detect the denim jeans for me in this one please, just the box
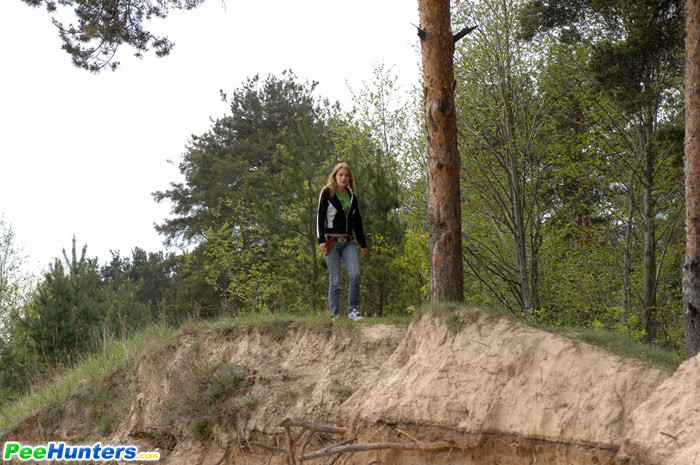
[325,239,360,317]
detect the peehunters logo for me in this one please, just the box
[3,441,160,461]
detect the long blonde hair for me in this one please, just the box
[324,163,356,197]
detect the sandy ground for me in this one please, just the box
[3,309,698,464]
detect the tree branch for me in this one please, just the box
[412,23,426,40]
[453,25,478,43]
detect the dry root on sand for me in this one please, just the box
[250,418,452,465]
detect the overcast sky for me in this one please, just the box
[0,1,421,272]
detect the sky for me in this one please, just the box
[0,0,421,273]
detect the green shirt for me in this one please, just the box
[337,192,351,212]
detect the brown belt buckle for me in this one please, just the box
[337,237,348,243]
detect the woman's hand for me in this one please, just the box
[361,247,368,255]
[319,242,327,253]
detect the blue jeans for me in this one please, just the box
[326,239,361,317]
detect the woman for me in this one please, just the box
[316,163,368,320]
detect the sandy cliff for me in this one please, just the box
[3,308,696,464]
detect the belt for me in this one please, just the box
[327,235,351,243]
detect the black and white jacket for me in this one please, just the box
[316,187,367,248]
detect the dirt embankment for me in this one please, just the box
[3,309,698,465]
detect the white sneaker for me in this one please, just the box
[331,314,339,321]
[348,309,363,321]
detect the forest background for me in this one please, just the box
[0,0,688,399]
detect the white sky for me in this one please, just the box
[0,0,421,272]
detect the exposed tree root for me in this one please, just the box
[273,417,453,464]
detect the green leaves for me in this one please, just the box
[153,72,317,246]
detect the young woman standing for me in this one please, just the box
[316,163,368,320]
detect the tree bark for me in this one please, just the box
[641,119,658,343]
[418,0,464,303]
[623,177,635,316]
[684,0,700,359]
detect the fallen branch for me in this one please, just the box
[283,425,297,465]
[324,453,343,465]
[296,428,316,463]
[273,417,452,464]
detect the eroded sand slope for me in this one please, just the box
[4,309,697,464]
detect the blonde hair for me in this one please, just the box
[324,163,356,197]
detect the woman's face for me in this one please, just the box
[335,168,350,189]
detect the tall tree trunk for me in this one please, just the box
[509,149,531,315]
[418,0,464,302]
[641,123,658,343]
[499,49,531,317]
[684,0,700,359]
[623,187,635,316]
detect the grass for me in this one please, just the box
[0,304,683,437]
[163,357,251,437]
[194,310,413,338]
[534,323,682,372]
[330,379,353,403]
[0,323,175,435]
[0,310,411,436]
[423,303,682,372]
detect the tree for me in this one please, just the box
[0,215,32,324]
[265,99,329,285]
[520,0,685,341]
[417,0,476,303]
[342,63,412,314]
[22,239,150,368]
[153,72,316,246]
[684,0,700,358]
[27,0,474,305]
[101,247,179,318]
[454,0,553,317]
[0,216,35,398]
[21,0,206,72]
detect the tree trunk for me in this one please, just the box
[641,123,658,343]
[498,39,531,317]
[418,0,464,303]
[622,176,635,316]
[509,148,531,315]
[684,0,700,359]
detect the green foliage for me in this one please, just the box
[70,371,132,437]
[445,313,466,336]
[153,71,317,246]
[0,322,174,435]
[520,0,684,112]
[257,96,331,311]
[450,0,685,352]
[454,0,553,316]
[0,215,36,398]
[154,69,424,317]
[202,201,279,314]
[21,239,151,370]
[101,248,179,320]
[22,0,206,72]
[329,63,421,315]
